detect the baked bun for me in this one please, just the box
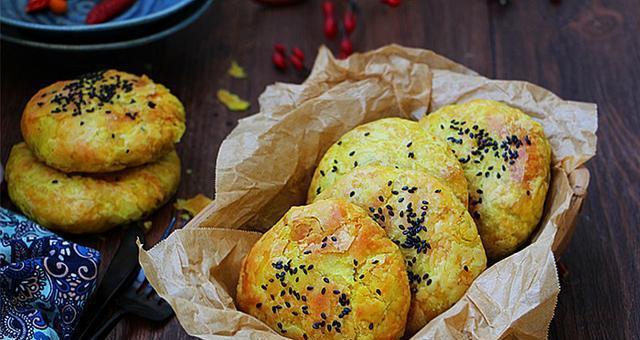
[420,99,551,259]
[307,118,468,207]
[237,199,410,339]
[316,166,486,333]
[21,70,185,173]
[5,142,180,234]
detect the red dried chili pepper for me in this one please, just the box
[340,36,353,56]
[324,16,338,39]
[272,51,287,70]
[290,55,304,71]
[26,0,49,13]
[274,43,286,54]
[322,1,334,16]
[292,47,304,62]
[381,0,401,7]
[343,9,356,34]
[86,0,136,25]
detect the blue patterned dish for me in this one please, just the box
[0,0,212,51]
[1,0,195,33]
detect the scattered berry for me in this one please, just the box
[292,47,305,61]
[344,9,356,34]
[272,51,287,70]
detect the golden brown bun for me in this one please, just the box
[5,142,180,234]
[420,99,551,259]
[307,118,468,207]
[316,166,486,333]
[237,199,411,340]
[21,70,185,173]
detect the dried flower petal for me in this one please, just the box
[217,89,250,111]
[143,220,153,232]
[228,60,247,79]
[174,194,213,216]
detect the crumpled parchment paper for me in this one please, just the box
[139,44,597,340]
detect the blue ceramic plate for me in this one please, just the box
[1,0,196,33]
[0,0,212,51]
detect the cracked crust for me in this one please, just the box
[5,142,180,234]
[307,118,468,207]
[316,166,487,333]
[21,70,186,173]
[237,199,410,339]
[420,99,551,259]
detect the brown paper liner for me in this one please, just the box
[139,44,597,339]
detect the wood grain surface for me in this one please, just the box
[1,1,638,339]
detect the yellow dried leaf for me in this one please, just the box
[228,60,247,79]
[143,220,153,232]
[174,194,213,216]
[217,89,250,111]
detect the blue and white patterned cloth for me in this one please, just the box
[0,208,101,340]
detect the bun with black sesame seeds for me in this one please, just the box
[4,142,180,234]
[307,118,468,207]
[237,198,411,339]
[21,70,186,173]
[315,166,486,333]
[420,99,552,259]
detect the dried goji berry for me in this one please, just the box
[86,0,136,25]
[344,9,356,34]
[274,43,286,54]
[292,47,304,61]
[290,55,304,71]
[272,51,287,70]
[26,0,49,13]
[324,16,338,39]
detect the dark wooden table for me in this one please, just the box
[1,1,638,339]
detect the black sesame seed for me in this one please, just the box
[376,289,382,295]
[426,279,432,285]
[464,265,469,271]
[369,323,374,330]
[51,180,59,184]
[324,277,330,283]
[477,189,483,194]
[331,236,337,242]
[406,141,413,147]
[148,101,156,108]
[333,290,340,295]
[307,286,314,291]
[256,303,262,308]
[364,132,370,136]
[321,287,326,294]
[349,151,355,156]
[304,250,312,255]
[435,189,441,193]
[350,191,355,197]
[378,196,384,202]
